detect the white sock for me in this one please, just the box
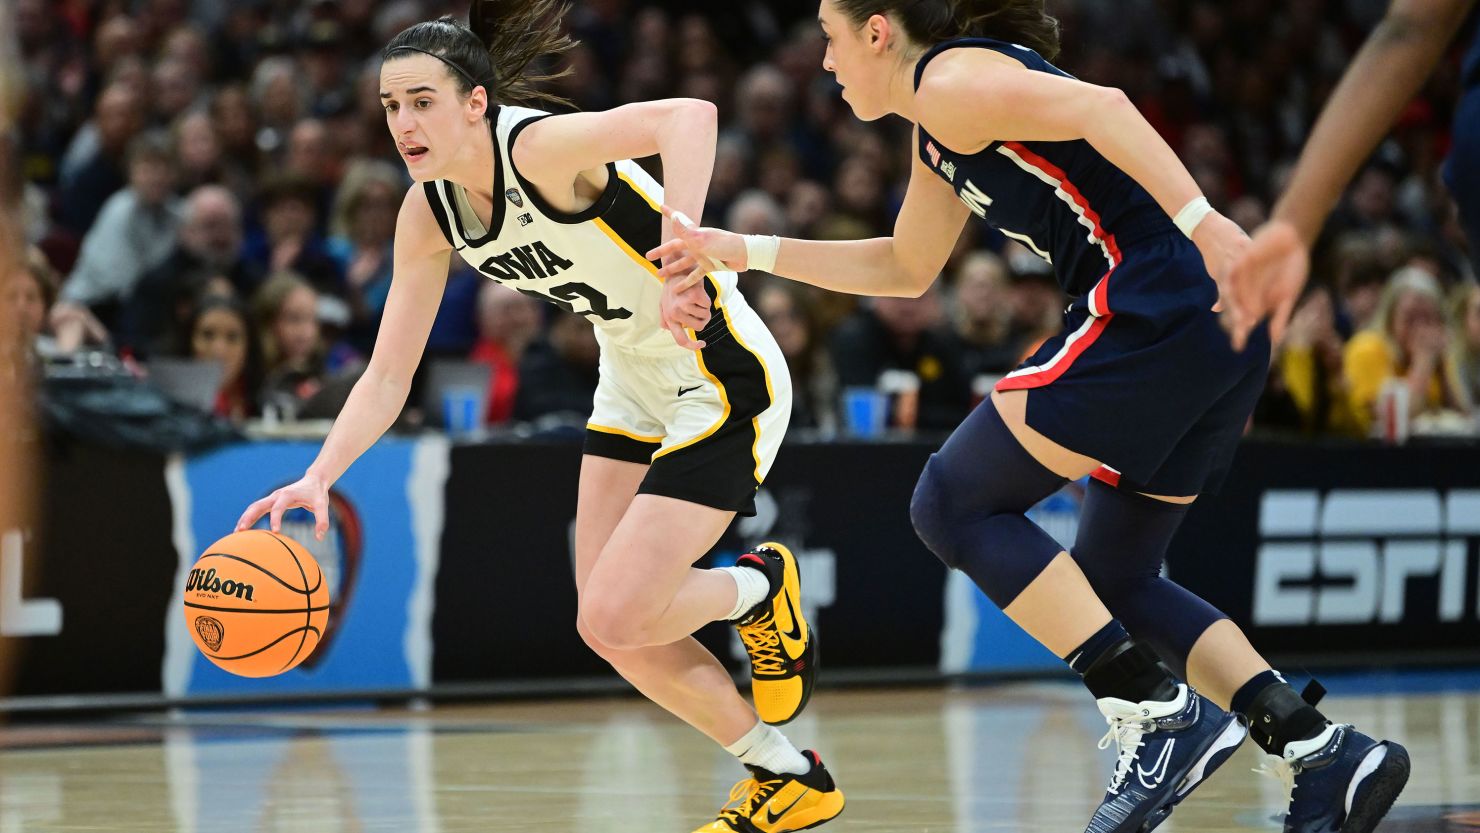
[724,719,810,775]
[719,565,772,621]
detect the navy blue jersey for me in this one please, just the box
[913,38,1178,303]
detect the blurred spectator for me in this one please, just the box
[1447,283,1480,415]
[1338,165,1400,232]
[245,174,341,292]
[756,280,836,431]
[1003,243,1065,362]
[56,82,144,233]
[14,0,1480,440]
[1329,235,1389,337]
[152,57,203,124]
[251,57,303,158]
[51,130,181,351]
[172,110,224,192]
[181,295,260,422]
[160,25,212,82]
[3,247,60,367]
[708,136,751,223]
[514,310,600,423]
[327,159,403,350]
[829,155,888,235]
[830,287,971,432]
[209,85,261,178]
[1274,286,1364,437]
[425,262,483,358]
[1344,268,1467,435]
[786,180,830,239]
[285,118,340,225]
[727,188,788,236]
[298,20,355,118]
[253,271,355,418]
[469,282,542,425]
[121,184,260,358]
[950,251,1022,379]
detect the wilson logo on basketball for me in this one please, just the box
[194,616,225,651]
[186,567,256,601]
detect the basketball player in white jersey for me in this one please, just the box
[234,5,844,831]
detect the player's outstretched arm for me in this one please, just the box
[1227,0,1475,348]
[649,140,969,299]
[236,186,450,538]
[915,49,1252,322]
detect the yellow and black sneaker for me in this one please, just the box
[732,543,816,725]
[692,750,846,833]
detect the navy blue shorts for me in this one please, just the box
[996,233,1271,496]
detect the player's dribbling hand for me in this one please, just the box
[647,205,748,293]
[235,473,331,541]
[1225,219,1310,351]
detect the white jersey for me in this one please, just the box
[423,105,740,355]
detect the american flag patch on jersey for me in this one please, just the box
[927,142,941,167]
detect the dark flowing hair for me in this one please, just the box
[181,294,264,419]
[381,1,576,108]
[832,0,1060,61]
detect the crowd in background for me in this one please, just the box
[5,0,1480,439]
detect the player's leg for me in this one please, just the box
[574,454,844,833]
[910,388,1245,833]
[573,454,764,746]
[579,492,745,650]
[1071,356,1407,833]
[578,322,842,832]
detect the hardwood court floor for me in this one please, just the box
[1,681,1475,832]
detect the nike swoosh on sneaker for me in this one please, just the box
[779,589,804,645]
[1137,739,1176,790]
[765,788,809,824]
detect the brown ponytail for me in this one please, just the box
[468,0,576,107]
[382,1,576,109]
[832,0,1061,61]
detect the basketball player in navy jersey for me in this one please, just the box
[234,5,845,831]
[652,2,1410,831]
[1230,0,1478,347]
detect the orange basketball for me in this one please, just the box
[183,529,331,677]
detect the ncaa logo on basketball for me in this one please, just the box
[185,566,255,601]
[275,487,363,667]
[194,616,225,651]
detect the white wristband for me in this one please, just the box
[1173,196,1215,239]
[743,234,781,273]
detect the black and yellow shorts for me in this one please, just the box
[584,294,791,516]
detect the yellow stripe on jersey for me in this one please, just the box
[592,216,662,284]
[586,423,664,444]
[616,170,659,211]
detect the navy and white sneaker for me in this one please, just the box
[1258,724,1410,833]
[1084,685,1248,833]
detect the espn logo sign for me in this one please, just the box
[1253,490,1479,626]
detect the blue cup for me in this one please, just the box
[442,386,482,436]
[842,387,888,439]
